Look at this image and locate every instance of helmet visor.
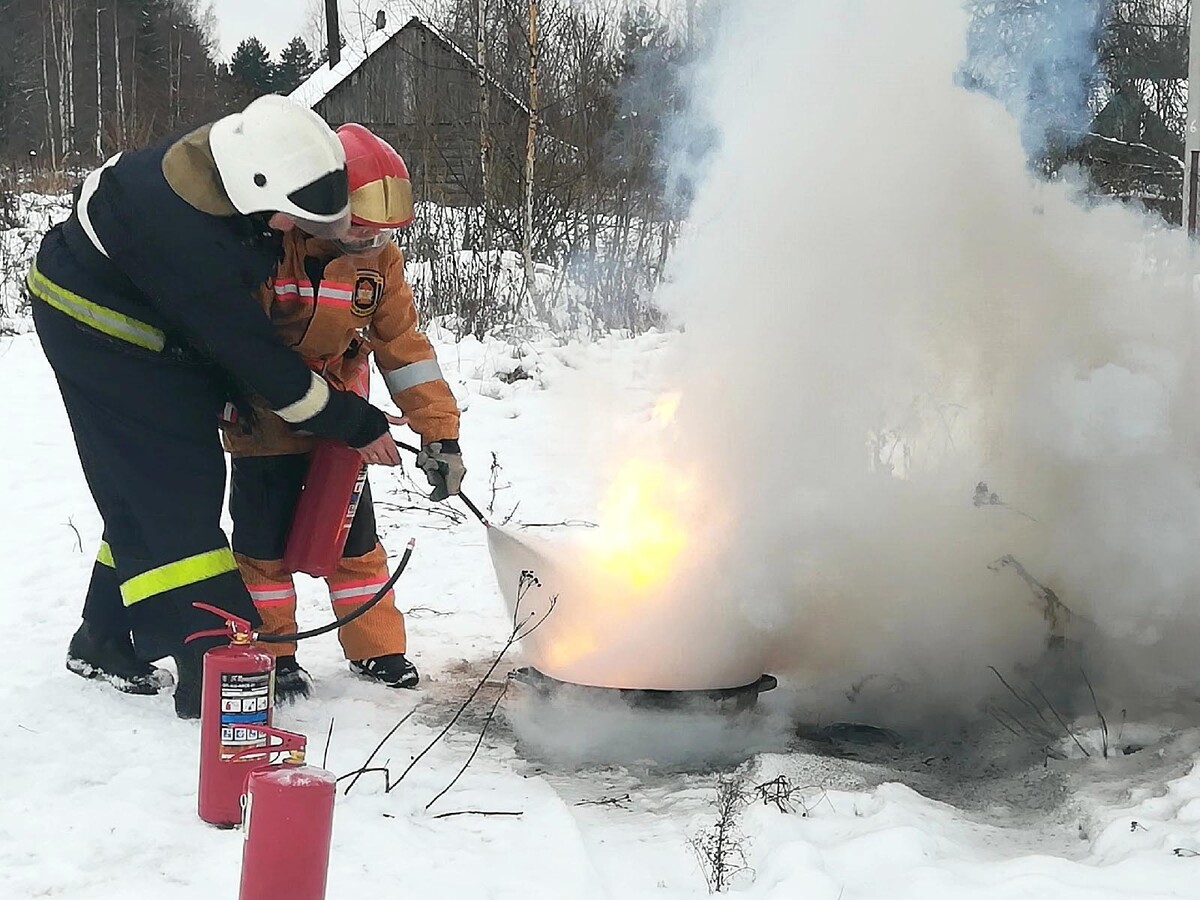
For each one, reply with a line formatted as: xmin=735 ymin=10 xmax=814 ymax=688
xmin=287 ymin=166 xmax=350 ymax=221
xmin=293 ymin=208 xmax=352 ymax=240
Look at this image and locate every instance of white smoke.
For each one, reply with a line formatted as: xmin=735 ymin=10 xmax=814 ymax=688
xmin=489 ymin=0 xmax=1200 ymax=738
xmin=641 ymin=0 xmax=1200 ymax=723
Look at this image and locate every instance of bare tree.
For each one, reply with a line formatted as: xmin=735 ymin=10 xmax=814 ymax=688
xmin=59 ymin=0 xmax=76 ymax=159
xmin=521 ymin=0 xmax=542 ymax=315
xmin=94 ymin=1 xmax=102 ymax=160
xmin=477 ymin=0 xmax=492 ymax=205
xmin=42 ymin=8 xmax=58 ymax=167
xmin=113 ymin=4 xmax=126 ymax=147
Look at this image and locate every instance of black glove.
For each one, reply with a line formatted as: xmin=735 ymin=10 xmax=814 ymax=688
xmin=415 ymin=440 xmax=465 ymax=502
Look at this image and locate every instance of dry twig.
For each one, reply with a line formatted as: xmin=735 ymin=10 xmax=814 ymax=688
xmin=575 ymin=794 xmax=633 ymax=809
xmin=341 ymin=571 xmax=556 ymax=799
xmin=1030 ymin=682 xmax=1090 ymax=759
xmin=387 ymin=577 xmax=555 ymax=794
xmin=322 ymin=718 xmax=335 ymax=770
xmin=425 ymin=676 xmax=513 ymax=810
xmin=488 ymin=451 xmax=503 ymax=516
xmin=65 ymin=519 xmax=82 ymax=554
xmin=692 ymin=775 xmax=751 ymax=893
xmin=1080 ymin=667 xmax=1109 ymax=758
xmin=342 ymin=711 xmax=417 ymax=795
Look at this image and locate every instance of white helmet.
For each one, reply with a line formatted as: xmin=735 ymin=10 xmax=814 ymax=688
xmin=209 ymin=95 xmax=351 ymax=236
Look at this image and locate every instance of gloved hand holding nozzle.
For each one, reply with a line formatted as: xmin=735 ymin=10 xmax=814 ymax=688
xmin=416 ymin=440 xmax=466 ymax=501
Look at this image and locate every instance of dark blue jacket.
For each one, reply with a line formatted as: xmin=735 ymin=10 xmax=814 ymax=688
xmin=32 ymin=133 xmax=386 ymax=448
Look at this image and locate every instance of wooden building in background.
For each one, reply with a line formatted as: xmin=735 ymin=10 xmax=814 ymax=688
xmin=292 ymin=4 xmax=529 ymax=206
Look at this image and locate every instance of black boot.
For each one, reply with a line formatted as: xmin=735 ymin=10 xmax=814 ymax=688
xmin=66 ymin=621 xmax=173 ymax=696
xmin=350 ymin=654 xmax=420 ymax=689
xmin=171 ymin=641 xmax=209 ymax=719
xmin=275 ymin=655 xmax=313 ymax=703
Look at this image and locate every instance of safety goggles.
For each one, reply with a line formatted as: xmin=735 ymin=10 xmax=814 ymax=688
xmin=334 ymin=225 xmax=402 ymax=255
xmin=292 ymin=209 xmax=352 ymax=240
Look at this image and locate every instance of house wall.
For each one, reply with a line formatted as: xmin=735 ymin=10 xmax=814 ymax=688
xmin=314 ymin=24 xmax=526 ymax=206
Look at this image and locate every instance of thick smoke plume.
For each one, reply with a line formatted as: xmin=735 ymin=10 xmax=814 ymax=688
xmin=640 ymin=0 xmax=1200 ymax=724
xmin=495 ymin=0 xmax=1200 ymax=737
xmin=960 ymin=0 xmax=1103 ymax=156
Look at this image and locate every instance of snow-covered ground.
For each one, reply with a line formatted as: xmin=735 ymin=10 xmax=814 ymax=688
xmin=3 ymin=326 xmax=1200 ymax=899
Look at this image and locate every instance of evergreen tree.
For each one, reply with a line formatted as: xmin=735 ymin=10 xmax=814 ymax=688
xmin=230 ymin=36 xmax=274 ymax=97
xmin=274 ymin=36 xmax=316 ymax=95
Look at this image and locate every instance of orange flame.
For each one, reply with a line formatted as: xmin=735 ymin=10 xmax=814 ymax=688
xmin=542 ymin=393 xmax=693 ymax=670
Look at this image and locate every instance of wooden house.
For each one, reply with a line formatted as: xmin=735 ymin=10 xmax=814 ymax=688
xmin=291 ymin=3 xmax=529 ymax=205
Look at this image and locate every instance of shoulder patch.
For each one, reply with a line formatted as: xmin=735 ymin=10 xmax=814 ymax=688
xmin=352 ymin=269 xmax=384 ymax=317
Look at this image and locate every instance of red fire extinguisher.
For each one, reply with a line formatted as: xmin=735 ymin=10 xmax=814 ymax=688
xmin=236 ymin=725 xmax=336 ymax=900
xmin=283 ymin=439 xmax=367 ymax=577
xmin=188 ymin=603 xmax=276 ymax=827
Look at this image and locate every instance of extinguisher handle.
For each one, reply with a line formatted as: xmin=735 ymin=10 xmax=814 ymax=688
xmin=186 ymin=602 xmax=257 ymax=644
xmin=229 ymin=724 xmax=309 ymax=762
xmin=183 ymin=628 xmax=234 ymax=643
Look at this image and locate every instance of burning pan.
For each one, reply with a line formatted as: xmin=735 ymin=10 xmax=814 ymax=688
xmin=487 ymin=526 xmax=774 ymax=693
xmin=511 ymin=666 xmax=778 ymax=711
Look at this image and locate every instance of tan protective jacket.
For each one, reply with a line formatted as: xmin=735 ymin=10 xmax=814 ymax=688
xmin=223 ymin=231 xmax=459 ymax=457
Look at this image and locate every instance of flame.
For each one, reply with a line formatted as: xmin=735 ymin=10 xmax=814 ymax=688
xmin=541 ymin=392 xmax=693 ymax=672
xmin=543 ymin=630 xmax=599 ymax=669
xmin=592 ymin=458 xmax=692 ymax=591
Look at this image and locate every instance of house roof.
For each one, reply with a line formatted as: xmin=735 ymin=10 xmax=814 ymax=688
xmin=290 ymin=4 xmax=419 ymax=110
xmin=289 ymin=6 xmax=530 ymax=116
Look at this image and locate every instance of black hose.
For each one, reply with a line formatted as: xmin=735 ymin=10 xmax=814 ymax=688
xmin=257 ymin=436 xmax=486 ymax=645
xmin=258 ymin=540 xmax=415 ymax=644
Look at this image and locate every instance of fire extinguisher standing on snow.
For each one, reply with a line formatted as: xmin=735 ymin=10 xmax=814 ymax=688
xmin=283 ymin=439 xmax=368 ymax=577
xmin=236 ymin=725 xmax=336 ymax=900
xmin=188 ymin=604 xmax=276 ymax=827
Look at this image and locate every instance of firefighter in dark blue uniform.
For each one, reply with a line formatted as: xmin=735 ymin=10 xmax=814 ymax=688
xmin=27 ymin=96 xmax=403 ymax=717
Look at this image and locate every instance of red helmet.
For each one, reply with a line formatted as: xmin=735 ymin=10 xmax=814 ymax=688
xmin=336 ymin=123 xmax=414 ymax=228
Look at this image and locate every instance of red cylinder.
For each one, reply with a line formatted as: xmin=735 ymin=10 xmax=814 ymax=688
xmin=283 ymin=440 xmax=367 ymax=577
xmin=239 ymin=759 xmax=336 ymax=900
xmin=197 ymin=638 xmax=275 ymax=827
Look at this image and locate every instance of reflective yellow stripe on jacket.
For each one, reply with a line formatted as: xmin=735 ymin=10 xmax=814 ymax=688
xmin=120 ymin=547 xmax=238 ymax=607
xmin=26 ymin=262 xmax=166 ymax=352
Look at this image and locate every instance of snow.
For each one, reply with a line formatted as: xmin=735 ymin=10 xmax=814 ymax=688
xmin=2 ymin=324 xmax=1200 ymax=898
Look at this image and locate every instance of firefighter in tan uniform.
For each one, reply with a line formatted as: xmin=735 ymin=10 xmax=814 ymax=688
xmin=225 ymin=124 xmax=464 ymax=698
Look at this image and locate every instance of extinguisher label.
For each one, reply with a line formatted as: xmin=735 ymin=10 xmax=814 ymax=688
xmin=340 ymin=466 xmax=369 ymax=541
xmin=219 ymin=671 xmax=271 ymax=761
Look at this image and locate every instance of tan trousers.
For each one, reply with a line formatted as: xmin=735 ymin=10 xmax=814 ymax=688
xmin=236 ymin=542 xmax=407 ymax=660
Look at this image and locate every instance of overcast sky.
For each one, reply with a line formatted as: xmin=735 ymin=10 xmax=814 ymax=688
xmin=208 ymin=0 xmax=313 ymax=59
